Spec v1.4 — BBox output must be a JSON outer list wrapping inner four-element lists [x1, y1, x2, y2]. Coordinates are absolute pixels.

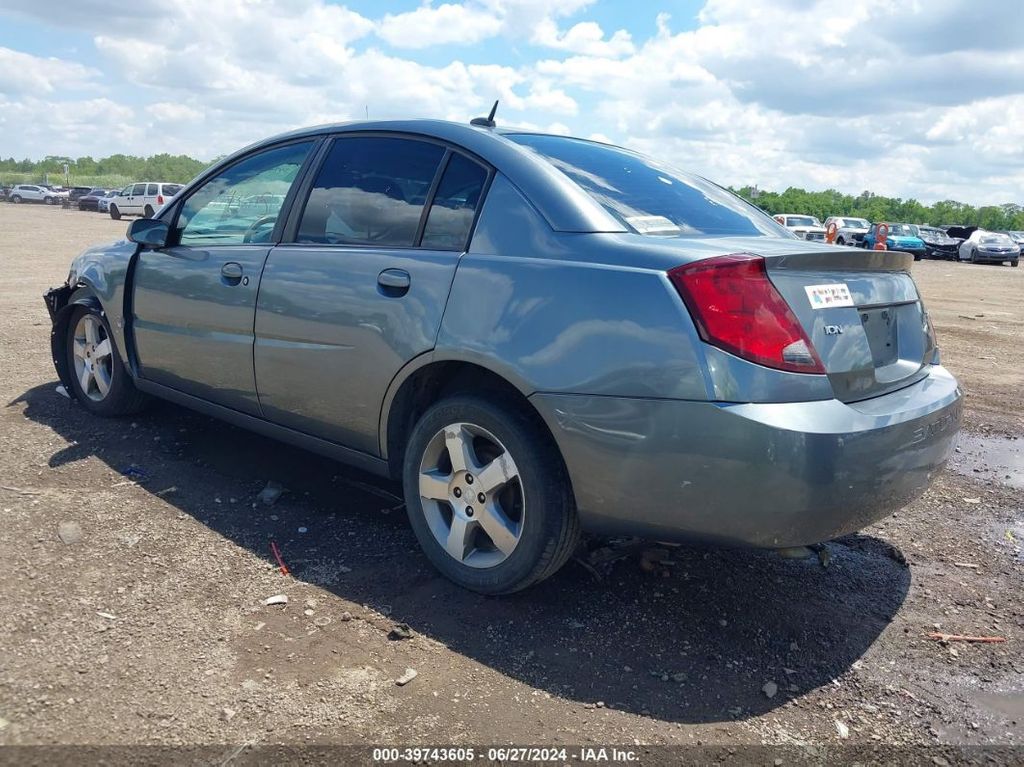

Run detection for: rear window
[[507, 134, 789, 238], [785, 216, 818, 227], [162, 184, 182, 196]]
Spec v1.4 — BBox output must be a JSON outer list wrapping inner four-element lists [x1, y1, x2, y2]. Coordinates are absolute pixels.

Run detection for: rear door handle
[[377, 268, 411, 295], [221, 262, 243, 285]]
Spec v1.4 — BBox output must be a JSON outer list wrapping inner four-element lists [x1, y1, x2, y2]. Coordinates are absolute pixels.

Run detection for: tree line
[[3, 153, 1021, 231], [0, 154, 211, 186], [732, 186, 1024, 232]]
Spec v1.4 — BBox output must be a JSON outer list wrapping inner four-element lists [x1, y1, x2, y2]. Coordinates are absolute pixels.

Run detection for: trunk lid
[[762, 247, 935, 402]]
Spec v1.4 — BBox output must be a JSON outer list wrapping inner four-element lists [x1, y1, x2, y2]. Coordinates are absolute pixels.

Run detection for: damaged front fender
[[46, 285, 102, 399]]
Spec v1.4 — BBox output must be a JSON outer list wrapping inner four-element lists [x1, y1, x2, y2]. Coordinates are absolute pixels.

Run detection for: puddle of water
[[972, 691, 1024, 720], [949, 432, 1024, 489]]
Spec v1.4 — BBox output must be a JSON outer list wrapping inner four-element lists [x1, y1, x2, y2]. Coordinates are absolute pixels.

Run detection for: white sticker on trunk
[[804, 283, 854, 309]]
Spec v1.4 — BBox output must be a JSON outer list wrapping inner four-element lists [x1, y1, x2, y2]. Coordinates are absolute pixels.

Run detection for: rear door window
[[132, 184, 146, 196], [420, 153, 488, 250], [296, 136, 445, 247]]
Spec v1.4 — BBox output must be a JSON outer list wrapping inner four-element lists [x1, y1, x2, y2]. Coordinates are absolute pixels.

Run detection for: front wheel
[[10, 195, 21, 204], [65, 304, 149, 416], [109, 204, 121, 220], [1012, 260, 1020, 268], [403, 395, 580, 594]]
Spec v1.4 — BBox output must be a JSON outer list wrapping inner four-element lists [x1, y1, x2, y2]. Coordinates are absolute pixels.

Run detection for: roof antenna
[[471, 100, 499, 128]]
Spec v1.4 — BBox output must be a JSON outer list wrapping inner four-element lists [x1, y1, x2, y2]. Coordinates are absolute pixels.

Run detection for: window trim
[[163, 136, 324, 249], [280, 130, 494, 253]]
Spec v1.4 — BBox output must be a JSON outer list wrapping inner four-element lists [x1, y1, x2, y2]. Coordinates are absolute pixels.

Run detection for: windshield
[[785, 216, 820, 227], [919, 227, 943, 237], [507, 134, 789, 237], [981, 234, 1013, 245], [886, 224, 916, 236], [839, 218, 869, 228]]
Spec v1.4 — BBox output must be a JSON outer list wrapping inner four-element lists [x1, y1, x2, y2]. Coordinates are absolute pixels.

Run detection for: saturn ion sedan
[[44, 119, 962, 593]]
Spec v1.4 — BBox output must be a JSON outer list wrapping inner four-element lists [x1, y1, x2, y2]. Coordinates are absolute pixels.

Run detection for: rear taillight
[[667, 254, 825, 374], [157, 194, 164, 205]]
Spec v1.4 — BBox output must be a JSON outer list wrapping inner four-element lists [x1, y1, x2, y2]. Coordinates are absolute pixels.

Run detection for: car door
[[121, 183, 145, 215], [131, 139, 318, 415], [254, 135, 491, 454]]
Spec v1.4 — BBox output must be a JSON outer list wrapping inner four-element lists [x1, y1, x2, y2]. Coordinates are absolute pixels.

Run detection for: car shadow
[[13, 382, 910, 724]]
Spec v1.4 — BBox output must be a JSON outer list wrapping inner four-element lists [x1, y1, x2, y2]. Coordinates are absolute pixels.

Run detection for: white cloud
[[531, 19, 634, 57], [0, 47, 97, 95], [378, 3, 504, 48]]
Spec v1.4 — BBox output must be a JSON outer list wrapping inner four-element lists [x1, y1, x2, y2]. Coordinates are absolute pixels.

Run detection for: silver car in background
[[957, 228, 1021, 266], [44, 119, 962, 593]]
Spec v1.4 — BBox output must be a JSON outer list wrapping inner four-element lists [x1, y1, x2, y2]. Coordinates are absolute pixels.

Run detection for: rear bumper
[[531, 365, 962, 548]]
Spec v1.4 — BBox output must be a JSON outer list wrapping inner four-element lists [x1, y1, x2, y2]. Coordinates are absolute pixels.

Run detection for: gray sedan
[[44, 119, 962, 593]]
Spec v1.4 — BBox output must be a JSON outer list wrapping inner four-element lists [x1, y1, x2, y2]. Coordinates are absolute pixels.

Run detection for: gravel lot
[[0, 204, 1021, 752]]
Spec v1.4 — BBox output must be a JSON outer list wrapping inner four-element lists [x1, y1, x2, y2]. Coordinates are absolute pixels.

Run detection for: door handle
[[377, 268, 411, 295], [221, 262, 243, 285]]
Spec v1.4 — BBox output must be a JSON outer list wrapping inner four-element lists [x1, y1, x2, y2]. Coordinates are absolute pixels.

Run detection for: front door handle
[[378, 268, 411, 295], [221, 262, 243, 285]]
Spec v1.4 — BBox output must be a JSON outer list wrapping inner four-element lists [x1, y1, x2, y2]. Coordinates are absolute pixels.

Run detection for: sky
[[1, 0, 1022, 205]]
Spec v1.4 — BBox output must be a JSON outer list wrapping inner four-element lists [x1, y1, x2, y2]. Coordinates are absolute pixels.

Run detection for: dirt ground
[[0, 204, 1021, 754]]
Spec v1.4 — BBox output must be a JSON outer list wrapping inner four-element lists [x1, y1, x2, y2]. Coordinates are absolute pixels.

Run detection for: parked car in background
[[68, 186, 94, 202], [917, 225, 960, 260], [0, 185, 11, 201], [77, 189, 110, 212], [7, 184, 69, 205], [108, 182, 184, 219], [773, 214, 827, 241], [823, 216, 871, 246], [1005, 230, 1024, 251], [97, 189, 119, 214], [957, 229, 1020, 266], [44, 118, 961, 594], [861, 223, 926, 259]]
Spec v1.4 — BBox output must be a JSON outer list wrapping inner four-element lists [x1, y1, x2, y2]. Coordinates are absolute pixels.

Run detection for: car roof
[[203, 118, 623, 233]]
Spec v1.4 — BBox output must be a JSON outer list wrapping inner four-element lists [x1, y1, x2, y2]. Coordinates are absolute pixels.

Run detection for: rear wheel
[[403, 395, 579, 594], [143, 204, 154, 217], [65, 305, 149, 416], [109, 204, 121, 220]]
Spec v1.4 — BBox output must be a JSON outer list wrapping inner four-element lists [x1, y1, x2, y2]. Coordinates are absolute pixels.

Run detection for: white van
[[109, 182, 184, 219]]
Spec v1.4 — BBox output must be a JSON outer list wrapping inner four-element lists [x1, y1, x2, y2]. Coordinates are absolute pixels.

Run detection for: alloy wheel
[[71, 314, 113, 401], [417, 422, 525, 568]]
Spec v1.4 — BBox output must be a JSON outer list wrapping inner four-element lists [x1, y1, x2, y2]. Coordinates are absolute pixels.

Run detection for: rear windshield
[[785, 216, 819, 227], [886, 224, 915, 236], [507, 134, 789, 238], [163, 184, 183, 196]]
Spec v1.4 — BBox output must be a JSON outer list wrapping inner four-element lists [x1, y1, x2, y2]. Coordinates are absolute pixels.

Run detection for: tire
[[10, 195, 21, 204], [143, 204, 154, 217], [109, 204, 121, 220], [970, 248, 977, 264], [836, 237, 846, 246], [1012, 260, 1020, 268], [64, 304, 149, 417], [403, 394, 580, 594]]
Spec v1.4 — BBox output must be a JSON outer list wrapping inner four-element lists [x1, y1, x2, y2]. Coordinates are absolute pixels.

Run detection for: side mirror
[[127, 218, 169, 249]]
